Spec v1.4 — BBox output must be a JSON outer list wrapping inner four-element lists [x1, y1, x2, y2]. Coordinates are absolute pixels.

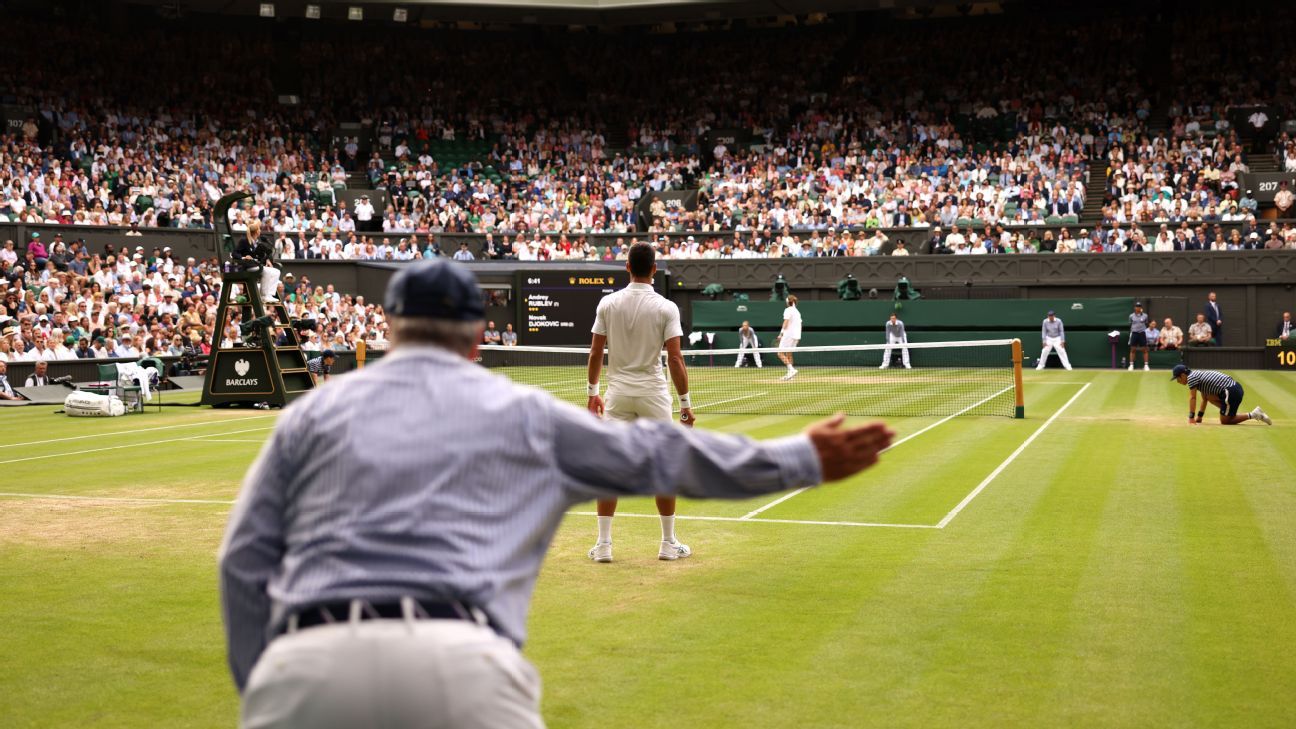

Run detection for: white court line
[[738, 384, 1015, 520], [0, 492, 235, 505], [0, 425, 275, 466], [935, 382, 1090, 529], [686, 392, 766, 412], [0, 414, 275, 449], [567, 511, 937, 529], [189, 438, 267, 443]]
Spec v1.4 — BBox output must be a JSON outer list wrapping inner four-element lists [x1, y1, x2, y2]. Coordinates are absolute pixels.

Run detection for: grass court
[[1, 368, 1294, 727]]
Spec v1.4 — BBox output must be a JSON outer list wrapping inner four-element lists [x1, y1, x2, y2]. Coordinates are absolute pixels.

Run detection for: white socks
[[598, 514, 676, 543]]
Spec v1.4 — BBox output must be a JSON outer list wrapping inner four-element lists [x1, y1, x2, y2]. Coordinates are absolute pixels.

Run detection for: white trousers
[[881, 335, 910, 367], [734, 341, 763, 367], [241, 614, 543, 729], [260, 266, 281, 300], [1038, 336, 1072, 370]]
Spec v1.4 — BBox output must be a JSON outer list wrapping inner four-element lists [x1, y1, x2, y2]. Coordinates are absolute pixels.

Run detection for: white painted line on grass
[[687, 392, 766, 412], [188, 438, 268, 443], [566, 511, 937, 529], [0, 492, 235, 505], [935, 382, 1090, 529], [0, 414, 275, 449], [0, 425, 275, 466], [738, 384, 1015, 520]]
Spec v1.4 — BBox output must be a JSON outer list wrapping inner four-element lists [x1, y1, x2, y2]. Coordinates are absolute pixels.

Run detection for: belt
[[282, 598, 492, 636]]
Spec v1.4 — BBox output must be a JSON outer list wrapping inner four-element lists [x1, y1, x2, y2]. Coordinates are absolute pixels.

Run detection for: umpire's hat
[[384, 259, 484, 321]]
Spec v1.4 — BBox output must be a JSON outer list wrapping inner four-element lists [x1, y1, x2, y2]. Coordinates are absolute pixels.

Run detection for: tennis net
[[478, 339, 1024, 419]]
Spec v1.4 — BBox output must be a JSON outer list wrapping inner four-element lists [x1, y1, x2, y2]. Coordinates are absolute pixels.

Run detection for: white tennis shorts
[[778, 337, 799, 352], [605, 388, 672, 422]]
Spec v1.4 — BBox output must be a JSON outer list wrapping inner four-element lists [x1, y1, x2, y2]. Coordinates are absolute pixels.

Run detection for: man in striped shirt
[[306, 349, 335, 385], [219, 259, 896, 727], [1171, 364, 1272, 425]]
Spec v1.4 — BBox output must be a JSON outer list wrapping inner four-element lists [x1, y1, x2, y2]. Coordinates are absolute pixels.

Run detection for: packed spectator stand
[[4, 1, 1296, 366]]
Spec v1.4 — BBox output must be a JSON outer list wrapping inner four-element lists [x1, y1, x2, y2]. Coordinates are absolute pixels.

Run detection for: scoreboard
[[519, 271, 626, 346], [1265, 338, 1296, 370]]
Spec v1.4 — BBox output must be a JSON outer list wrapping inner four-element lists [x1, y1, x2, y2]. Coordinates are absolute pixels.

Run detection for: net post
[[1011, 338, 1024, 418], [357, 341, 366, 370]]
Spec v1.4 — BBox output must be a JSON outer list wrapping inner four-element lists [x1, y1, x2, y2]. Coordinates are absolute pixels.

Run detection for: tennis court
[[2, 368, 1294, 728]]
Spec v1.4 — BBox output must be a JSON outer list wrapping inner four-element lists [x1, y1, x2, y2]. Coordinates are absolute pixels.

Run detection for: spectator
[[1277, 311, 1293, 341], [483, 321, 501, 345], [501, 323, 518, 346], [1187, 314, 1214, 346], [1160, 318, 1183, 350]]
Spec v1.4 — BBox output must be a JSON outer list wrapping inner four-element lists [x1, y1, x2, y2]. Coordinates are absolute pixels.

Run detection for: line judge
[[1037, 310, 1072, 370], [219, 259, 896, 729]]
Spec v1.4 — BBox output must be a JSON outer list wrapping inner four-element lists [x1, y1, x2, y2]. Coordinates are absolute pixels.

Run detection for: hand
[[679, 407, 695, 428], [805, 413, 895, 483], [587, 395, 604, 417]]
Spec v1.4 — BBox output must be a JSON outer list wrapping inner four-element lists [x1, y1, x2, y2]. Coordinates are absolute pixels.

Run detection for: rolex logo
[[569, 277, 576, 285], [234, 359, 251, 377]]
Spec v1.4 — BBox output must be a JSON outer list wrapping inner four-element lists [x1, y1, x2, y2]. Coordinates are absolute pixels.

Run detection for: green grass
[[2, 370, 1294, 727]]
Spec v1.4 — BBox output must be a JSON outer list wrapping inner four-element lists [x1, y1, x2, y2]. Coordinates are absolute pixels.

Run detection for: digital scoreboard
[[519, 271, 626, 345], [1265, 338, 1296, 370]]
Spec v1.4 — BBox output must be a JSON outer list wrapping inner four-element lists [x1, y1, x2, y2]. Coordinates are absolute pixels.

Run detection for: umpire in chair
[[219, 259, 894, 728]]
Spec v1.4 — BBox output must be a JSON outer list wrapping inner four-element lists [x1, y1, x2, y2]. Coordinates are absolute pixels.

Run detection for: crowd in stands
[[0, 233, 390, 364], [0, 5, 1294, 252]]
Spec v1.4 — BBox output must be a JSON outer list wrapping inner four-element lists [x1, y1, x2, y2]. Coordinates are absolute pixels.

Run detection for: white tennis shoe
[[784, 368, 799, 380], [658, 540, 692, 561], [1251, 406, 1273, 425], [588, 542, 613, 563]]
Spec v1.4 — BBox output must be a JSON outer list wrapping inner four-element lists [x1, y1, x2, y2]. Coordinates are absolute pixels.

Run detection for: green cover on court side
[[691, 298, 1136, 331]]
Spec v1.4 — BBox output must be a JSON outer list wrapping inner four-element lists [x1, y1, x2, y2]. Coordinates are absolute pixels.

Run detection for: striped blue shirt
[[1129, 311, 1149, 333], [1186, 369, 1236, 397], [218, 345, 822, 690]]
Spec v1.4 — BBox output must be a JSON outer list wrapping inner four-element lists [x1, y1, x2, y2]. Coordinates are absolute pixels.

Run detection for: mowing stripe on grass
[[935, 382, 1090, 529], [739, 384, 1016, 520], [566, 510, 937, 529], [0, 413, 275, 448], [0, 425, 275, 466], [0, 492, 235, 505]]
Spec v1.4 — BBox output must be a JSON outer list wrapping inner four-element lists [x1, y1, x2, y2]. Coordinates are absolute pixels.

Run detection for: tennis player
[[586, 243, 694, 562], [777, 295, 802, 380], [1171, 364, 1272, 425]]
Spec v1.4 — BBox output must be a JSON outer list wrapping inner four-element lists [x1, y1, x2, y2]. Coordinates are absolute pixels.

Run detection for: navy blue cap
[[384, 259, 484, 321], [1047, 310, 1055, 315], [1171, 364, 1188, 380], [321, 349, 336, 359]]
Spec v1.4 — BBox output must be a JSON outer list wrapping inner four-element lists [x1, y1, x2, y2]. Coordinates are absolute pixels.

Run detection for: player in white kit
[[777, 295, 802, 380], [586, 243, 695, 562]]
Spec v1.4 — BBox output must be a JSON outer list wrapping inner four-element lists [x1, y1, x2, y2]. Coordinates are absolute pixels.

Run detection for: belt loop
[[468, 605, 488, 627], [348, 599, 363, 635], [287, 614, 299, 634], [400, 596, 416, 624]]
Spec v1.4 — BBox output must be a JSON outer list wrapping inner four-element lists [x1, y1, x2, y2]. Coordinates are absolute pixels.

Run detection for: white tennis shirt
[[592, 282, 683, 396], [782, 304, 803, 340]]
